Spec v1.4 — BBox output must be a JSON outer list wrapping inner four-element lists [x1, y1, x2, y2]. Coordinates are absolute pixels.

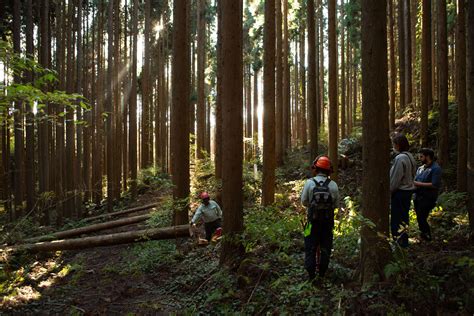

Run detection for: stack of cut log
[[2, 203, 191, 254]]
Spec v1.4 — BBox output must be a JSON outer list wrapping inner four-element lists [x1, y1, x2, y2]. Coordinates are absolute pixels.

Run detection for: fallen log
[[83, 203, 159, 222], [24, 214, 152, 244], [4, 225, 191, 254]]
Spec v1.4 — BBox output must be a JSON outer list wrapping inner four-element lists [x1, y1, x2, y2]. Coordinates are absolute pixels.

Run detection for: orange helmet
[[200, 192, 210, 200], [312, 156, 331, 171]]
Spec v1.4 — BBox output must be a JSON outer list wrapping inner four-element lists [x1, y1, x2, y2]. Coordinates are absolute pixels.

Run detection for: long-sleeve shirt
[[390, 151, 416, 193], [191, 200, 222, 224], [300, 174, 340, 209]]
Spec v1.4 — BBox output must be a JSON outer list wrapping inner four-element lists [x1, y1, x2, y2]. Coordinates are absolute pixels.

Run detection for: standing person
[[390, 134, 417, 248], [414, 148, 442, 241], [191, 192, 223, 241], [301, 156, 339, 281]]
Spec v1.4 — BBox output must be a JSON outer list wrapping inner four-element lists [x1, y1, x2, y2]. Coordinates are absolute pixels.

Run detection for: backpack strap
[[312, 177, 331, 187], [323, 178, 331, 187]]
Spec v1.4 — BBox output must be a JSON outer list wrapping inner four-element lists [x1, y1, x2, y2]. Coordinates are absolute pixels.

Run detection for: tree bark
[[360, 0, 392, 284], [7, 225, 191, 254], [13, 0, 24, 218], [219, 0, 244, 267], [262, 0, 276, 206], [141, 0, 152, 169], [300, 25, 307, 146], [25, 214, 153, 243], [307, 0, 318, 159], [456, 0, 467, 192], [65, 2, 76, 218], [282, 0, 291, 152], [403, 0, 413, 107], [275, 0, 283, 166], [106, 0, 115, 212], [421, 0, 432, 146], [341, 0, 346, 140], [129, 0, 138, 198], [215, 0, 223, 179], [171, 0, 190, 225], [328, 0, 338, 181], [467, 0, 474, 234], [389, 0, 397, 131], [437, 0, 449, 168], [253, 69, 259, 156], [398, 0, 406, 110], [196, 0, 207, 159], [25, 0, 35, 215]]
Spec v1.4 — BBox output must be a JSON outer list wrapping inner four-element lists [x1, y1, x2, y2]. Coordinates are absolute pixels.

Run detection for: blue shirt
[[415, 162, 442, 198]]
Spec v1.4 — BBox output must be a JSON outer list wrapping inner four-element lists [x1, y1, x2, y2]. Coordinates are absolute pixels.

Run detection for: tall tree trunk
[[275, 0, 283, 166], [76, 0, 84, 217], [411, 0, 418, 107], [456, 0, 467, 192], [360, 0, 392, 284], [319, 1, 325, 128], [113, 0, 122, 201], [219, 0, 244, 267], [215, 0, 223, 179], [122, 0, 129, 192], [341, 0, 346, 140], [307, 0, 318, 159], [129, 0, 138, 198], [300, 25, 307, 146], [421, 0, 432, 146], [196, 0, 207, 159], [141, 0, 151, 168], [328, 0, 338, 181], [83, 3, 92, 203], [93, 0, 104, 206], [467, 0, 474, 234], [432, 1, 438, 103], [106, 0, 115, 211], [245, 69, 252, 161], [56, 0, 66, 225], [282, 0, 290, 152], [13, 0, 24, 218], [437, 0, 449, 167], [171, 0, 190, 225], [389, 0, 396, 130], [347, 42, 353, 135], [65, 2, 77, 219], [25, 0, 35, 215], [262, 0, 276, 206], [398, 0, 406, 110], [404, 0, 413, 107], [253, 69, 259, 157]]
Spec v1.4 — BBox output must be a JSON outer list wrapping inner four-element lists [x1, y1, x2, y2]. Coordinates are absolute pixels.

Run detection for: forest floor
[[1, 136, 474, 314]]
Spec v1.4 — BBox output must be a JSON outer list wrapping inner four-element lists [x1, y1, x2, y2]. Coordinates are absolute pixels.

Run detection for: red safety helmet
[[312, 156, 331, 171], [200, 192, 210, 200]]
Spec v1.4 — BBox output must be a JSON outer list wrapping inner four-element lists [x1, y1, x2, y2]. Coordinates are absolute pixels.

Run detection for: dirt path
[[2, 188, 190, 315]]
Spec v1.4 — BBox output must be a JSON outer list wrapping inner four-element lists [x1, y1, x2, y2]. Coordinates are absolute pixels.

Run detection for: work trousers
[[304, 219, 334, 279], [204, 218, 222, 241], [414, 195, 436, 241], [391, 190, 413, 248]]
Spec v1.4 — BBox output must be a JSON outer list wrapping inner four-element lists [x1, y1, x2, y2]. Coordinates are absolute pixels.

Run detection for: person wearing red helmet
[[191, 192, 223, 241], [300, 155, 340, 282]]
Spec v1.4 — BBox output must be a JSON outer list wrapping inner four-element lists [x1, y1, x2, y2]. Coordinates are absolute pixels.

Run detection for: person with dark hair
[[301, 156, 339, 281], [390, 134, 416, 248], [413, 148, 442, 241]]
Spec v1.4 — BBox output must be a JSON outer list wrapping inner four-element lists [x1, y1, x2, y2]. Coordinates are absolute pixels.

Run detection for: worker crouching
[[190, 192, 223, 242]]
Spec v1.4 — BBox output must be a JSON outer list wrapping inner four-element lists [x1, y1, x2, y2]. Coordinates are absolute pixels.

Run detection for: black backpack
[[308, 178, 334, 222]]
